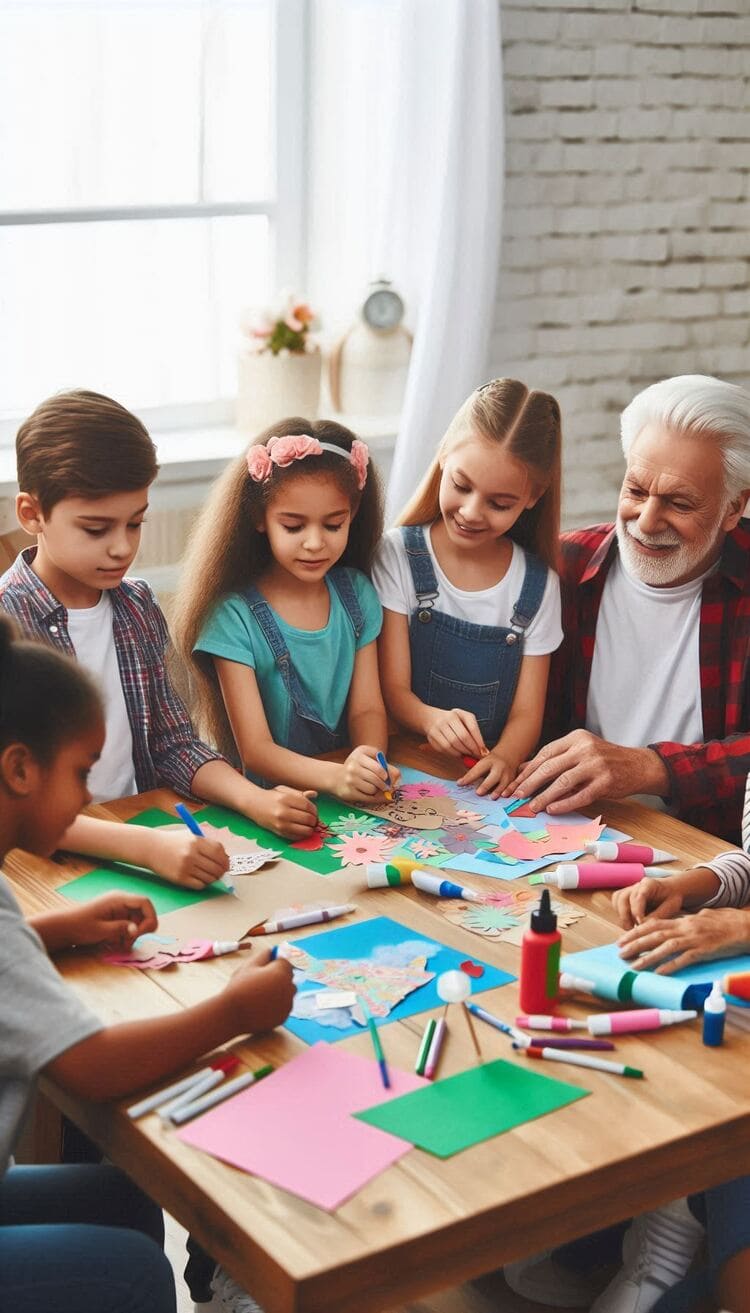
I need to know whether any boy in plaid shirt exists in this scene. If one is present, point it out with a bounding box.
[0,390,318,887]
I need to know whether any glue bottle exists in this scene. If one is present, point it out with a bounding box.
[702,981,726,1047]
[520,889,561,1014]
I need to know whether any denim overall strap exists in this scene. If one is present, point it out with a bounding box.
[507,550,548,644]
[402,524,440,622]
[327,566,365,640]
[242,584,347,764]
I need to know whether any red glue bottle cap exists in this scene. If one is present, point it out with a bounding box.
[531,888,557,934]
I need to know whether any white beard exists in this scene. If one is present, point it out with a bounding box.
[616,517,724,587]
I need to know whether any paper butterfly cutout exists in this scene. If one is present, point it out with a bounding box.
[284,942,435,1025]
[437,891,585,945]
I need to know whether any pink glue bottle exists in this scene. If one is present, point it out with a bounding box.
[520,889,561,1014]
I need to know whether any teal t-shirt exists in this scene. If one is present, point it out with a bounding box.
[195,569,382,748]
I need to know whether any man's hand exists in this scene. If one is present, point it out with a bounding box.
[618,906,750,974]
[505,731,670,814]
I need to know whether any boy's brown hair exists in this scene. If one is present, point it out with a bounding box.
[16,390,159,514]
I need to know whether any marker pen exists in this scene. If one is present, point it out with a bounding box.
[126,1055,238,1119]
[516,1014,587,1032]
[584,841,675,864]
[250,904,355,935]
[541,863,667,890]
[168,1065,273,1125]
[175,803,236,896]
[376,750,394,801]
[587,1008,697,1036]
[520,1046,644,1079]
[158,1068,227,1120]
[411,871,482,902]
[528,1037,615,1052]
[424,1018,448,1078]
[467,1003,529,1045]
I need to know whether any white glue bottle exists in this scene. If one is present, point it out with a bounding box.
[702,981,726,1047]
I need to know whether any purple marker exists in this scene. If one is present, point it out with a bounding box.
[528,1037,615,1052]
[424,1018,447,1079]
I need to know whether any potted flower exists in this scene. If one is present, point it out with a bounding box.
[237,291,321,436]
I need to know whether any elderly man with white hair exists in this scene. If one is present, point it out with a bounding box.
[508,373,750,844]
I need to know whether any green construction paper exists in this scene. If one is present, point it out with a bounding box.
[57,808,234,913]
[354,1058,588,1157]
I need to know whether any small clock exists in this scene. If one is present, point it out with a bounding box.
[362,279,405,333]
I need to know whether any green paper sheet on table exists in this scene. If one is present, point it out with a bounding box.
[354,1058,589,1157]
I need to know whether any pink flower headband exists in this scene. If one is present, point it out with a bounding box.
[246,433,369,490]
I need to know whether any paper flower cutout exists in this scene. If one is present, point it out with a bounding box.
[327,831,396,866]
[441,827,489,856]
[408,837,446,861]
[399,781,450,799]
[449,807,486,830]
[291,822,332,852]
[328,811,384,834]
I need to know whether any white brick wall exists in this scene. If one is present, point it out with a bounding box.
[492,0,750,526]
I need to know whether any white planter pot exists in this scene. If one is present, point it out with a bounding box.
[236,347,322,437]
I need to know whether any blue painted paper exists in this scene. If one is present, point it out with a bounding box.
[282,915,514,1045]
[561,940,750,1011]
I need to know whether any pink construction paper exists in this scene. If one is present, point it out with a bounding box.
[494,816,604,861]
[176,1042,427,1211]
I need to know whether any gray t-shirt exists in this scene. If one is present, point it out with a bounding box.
[0,876,103,1175]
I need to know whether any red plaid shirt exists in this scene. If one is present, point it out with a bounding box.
[544,520,750,844]
[0,547,224,799]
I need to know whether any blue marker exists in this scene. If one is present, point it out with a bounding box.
[411,870,482,902]
[174,803,236,896]
[375,751,394,801]
[467,1003,529,1046]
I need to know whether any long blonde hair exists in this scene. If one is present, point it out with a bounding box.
[171,416,383,755]
[398,379,561,568]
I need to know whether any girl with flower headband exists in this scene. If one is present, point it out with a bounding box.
[372,378,563,798]
[173,418,397,803]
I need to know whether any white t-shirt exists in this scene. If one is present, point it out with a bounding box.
[371,525,563,655]
[586,553,711,751]
[67,591,137,802]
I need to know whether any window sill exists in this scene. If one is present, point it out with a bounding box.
[0,415,399,498]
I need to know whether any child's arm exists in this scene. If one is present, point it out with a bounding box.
[215,656,392,805]
[457,654,550,798]
[46,946,295,1100]
[613,848,750,929]
[189,759,318,840]
[341,641,401,801]
[58,814,230,889]
[32,892,158,954]
[377,609,487,759]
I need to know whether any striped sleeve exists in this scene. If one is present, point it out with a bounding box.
[701,851,750,908]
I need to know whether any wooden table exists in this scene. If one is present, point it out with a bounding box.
[7,737,750,1313]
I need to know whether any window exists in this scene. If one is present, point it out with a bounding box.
[0,0,307,434]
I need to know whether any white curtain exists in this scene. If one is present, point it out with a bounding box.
[307,0,503,520]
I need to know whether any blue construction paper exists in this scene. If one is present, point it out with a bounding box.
[282,915,514,1045]
[445,824,631,882]
[561,941,750,1011]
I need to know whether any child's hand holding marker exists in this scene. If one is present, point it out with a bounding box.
[254,785,319,840]
[335,745,401,803]
[150,827,231,889]
[223,944,296,1033]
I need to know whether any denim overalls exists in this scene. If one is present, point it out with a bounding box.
[402,524,548,744]
[242,567,364,761]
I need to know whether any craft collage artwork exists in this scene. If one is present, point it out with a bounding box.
[59,766,656,1212]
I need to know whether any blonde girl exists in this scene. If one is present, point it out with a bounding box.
[173,419,397,805]
[372,378,562,798]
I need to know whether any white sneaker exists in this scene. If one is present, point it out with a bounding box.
[210,1265,264,1313]
[590,1200,704,1313]
[503,1248,606,1307]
